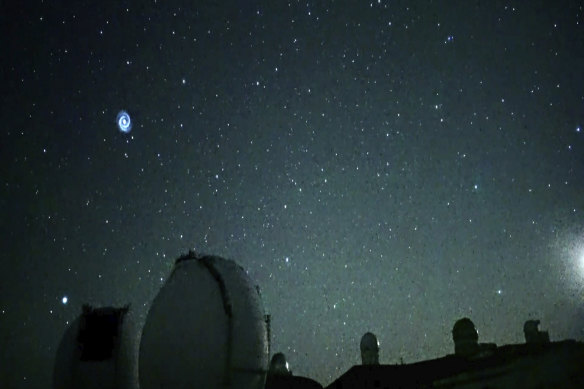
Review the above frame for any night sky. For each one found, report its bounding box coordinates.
[1,1,584,387]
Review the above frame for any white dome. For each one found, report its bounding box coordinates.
[53,305,139,389]
[139,252,269,389]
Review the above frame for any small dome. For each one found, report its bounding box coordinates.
[269,352,291,376]
[360,332,379,352]
[360,332,379,365]
[452,318,479,357]
[452,318,478,342]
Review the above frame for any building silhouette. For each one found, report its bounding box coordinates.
[52,252,584,389]
[327,318,584,388]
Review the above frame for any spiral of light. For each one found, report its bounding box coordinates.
[117,110,132,133]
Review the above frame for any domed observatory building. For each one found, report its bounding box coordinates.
[360,332,380,365]
[265,352,323,389]
[53,304,139,389]
[451,317,480,357]
[139,251,270,389]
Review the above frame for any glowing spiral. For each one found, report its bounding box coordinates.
[117,110,132,133]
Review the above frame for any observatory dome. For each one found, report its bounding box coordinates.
[53,305,139,389]
[139,251,269,389]
[360,332,380,365]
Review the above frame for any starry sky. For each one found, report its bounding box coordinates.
[1,0,584,387]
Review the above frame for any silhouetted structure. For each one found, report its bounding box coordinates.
[269,353,292,376]
[360,332,380,365]
[524,319,550,345]
[452,318,479,357]
[451,317,496,358]
[52,251,584,389]
[265,352,323,389]
[326,319,584,389]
